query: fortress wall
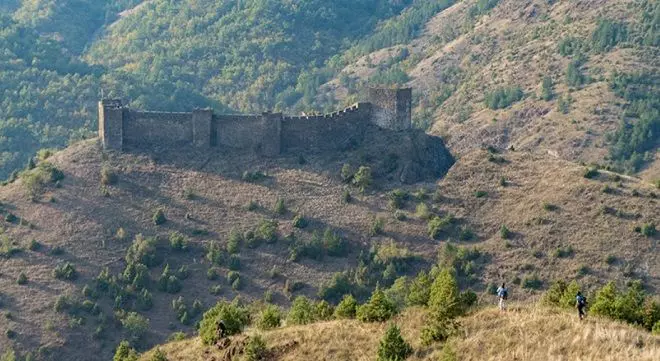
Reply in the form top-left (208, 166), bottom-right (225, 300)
top-left (281, 103), bottom-right (371, 152)
top-left (124, 111), bottom-right (193, 147)
top-left (214, 114), bottom-right (269, 151)
top-left (368, 88), bottom-right (412, 130)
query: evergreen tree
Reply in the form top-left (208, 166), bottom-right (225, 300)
top-left (334, 294), bottom-right (358, 319)
top-left (357, 285), bottom-right (398, 322)
top-left (407, 271), bottom-right (432, 306)
top-left (377, 324), bottom-right (413, 361)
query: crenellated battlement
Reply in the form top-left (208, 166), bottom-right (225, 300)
top-left (98, 87), bottom-right (412, 156)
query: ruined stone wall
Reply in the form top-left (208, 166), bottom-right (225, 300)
top-left (367, 88), bottom-right (412, 131)
top-left (281, 103), bottom-right (372, 153)
top-left (123, 111), bottom-right (193, 147)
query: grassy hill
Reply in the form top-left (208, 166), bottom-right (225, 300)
top-left (137, 305), bottom-right (660, 361)
top-left (0, 140), bottom-right (657, 359)
top-left (319, 0), bottom-right (659, 180)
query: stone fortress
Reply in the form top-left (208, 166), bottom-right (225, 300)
top-left (98, 87), bottom-right (454, 182)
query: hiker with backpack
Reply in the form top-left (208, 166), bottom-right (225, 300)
top-left (576, 292), bottom-right (587, 320)
top-left (497, 283), bottom-right (508, 311)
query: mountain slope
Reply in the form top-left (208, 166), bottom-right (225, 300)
top-left (0, 140), bottom-right (657, 359)
top-left (319, 0), bottom-right (659, 180)
top-left (138, 305), bottom-right (660, 361)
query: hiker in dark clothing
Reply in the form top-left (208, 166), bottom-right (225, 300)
top-left (497, 283), bottom-right (508, 311)
top-left (217, 319), bottom-right (227, 339)
top-left (576, 292), bottom-right (587, 320)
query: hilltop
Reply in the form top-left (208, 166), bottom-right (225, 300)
top-left (320, 0), bottom-right (659, 180)
top-left (138, 305), bottom-right (660, 361)
top-left (0, 139), bottom-right (657, 359)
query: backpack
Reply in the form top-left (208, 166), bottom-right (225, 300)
top-left (577, 295), bottom-right (587, 307)
top-left (498, 288), bottom-right (508, 300)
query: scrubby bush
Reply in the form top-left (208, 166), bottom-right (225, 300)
top-left (228, 254), bottom-right (241, 271)
top-left (273, 198), bottom-right (286, 215)
top-left (113, 341), bottom-right (139, 361)
top-left (101, 166), bottom-right (118, 185)
top-left (553, 245), bottom-right (574, 258)
top-left (371, 217), bottom-right (385, 236)
top-left (314, 300), bottom-right (334, 321)
top-left (16, 272), bottom-right (27, 285)
top-left (341, 164), bottom-right (354, 183)
top-left (226, 229), bottom-right (242, 254)
top-left (292, 214), bottom-right (308, 228)
top-left (245, 334), bottom-right (267, 361)
top-left (540, 76), bottom-right (554, 101)
top-left (421, 268), bottom-right (462, 345)
top-left (641, 223), bottom-right (656, 237)
top-left (388, 189), bottom-right (408, 209)
top-left (499, 225), bottom-right (511, 240)
top-left (53, 262), bottom-right (78, 281)
top-left (157, 265), bottom-right (181, 294)
top-left (152, 209), bottom-right (167, 225)
top-left (287, 296), bottom-right (316, 325)
top-left (256, 304), bottom-right (281, 330)
top-left (126, 234), bottom-right (159, 267)
top-left (242, 170), bottom-right (267, 182)
top-left (352, 166), bottom-right (372, 192)
top-left (377, 324), bottom-right (413, 361)
top-left (322, 228), bottom-right (348, 257)
top-left (342, 189), bottom-right (352, 203)
top-left (255, 219), bottom-right (278, 244)
top-left (484, 86), bottom-right (524, 109)
top-left (415, 203), bottom-right (431, 220)
top-left (428, 214), bottom-right (454, 239)
top-left (357, 286), bottom-right (397, 322)
top-left (120, 312), bottom-right (149, 343)
top-left (21, 162), bottom-right (64, 200)
top-left (334, 294), bottom-right (358, 319)
top-left (583, 167), bottom-right (599, 179)
top-left (199, 300), bottom-right (249, 345)
top-left (150, 349), bottom-right (168, 361)
top-left (206, 240), bottom-right (225, 265)
top-left (521, 274), bottom-right (543, 290)
top-left (407, 271), bottom-right (432, 307)
top-left (169, 232), bottom-right (188, 251)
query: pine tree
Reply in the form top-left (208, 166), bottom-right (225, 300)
top-left (407, 270), bottom-right (432, 306)
top-left (357, 285), bottom-right (397, 322)
top-left (428, 268), bottom-right (460, 317)
top-left (334, 294), bottom-right (358, 319)
top-left (377, 324), bottom-right (413, 361)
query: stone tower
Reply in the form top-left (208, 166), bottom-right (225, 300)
top-left (98, 99), bottom-right (124, 150)
top-left (367, 87), bottom-right (412, 131)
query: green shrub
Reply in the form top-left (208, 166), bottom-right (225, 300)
top-left (199, 300), bottom-right (249, 345)
top-left (652, 321), bottom-right (660, 335)
top-left (206, 241), bottom-right (225, 265)
top-left (113, 340), bottom-right (139, 361)
top-left (342, 189), bottom-right (352, 203)
top-left (21, 162), bottom-right (64, 200)
top-left (352, 166), bottom-right (372, 192)
top-left (0, 236), bottom-right (22, 258)
top-left (227, 271), bottom-right (240, 285)
top-left (474, 190), bottom-right (488, 198)
top-left (137, 289), bottom-right (153, 311)
top-left (583, 167), bottom-right (599, 179)
top-left (341, 164), bottom-right (354, 183)
top-left (126, 234), bottom-right (159, 267)
top-left (377, 324), bottom-right (413, 361)
top-left (641, 223), bottom-right (656, 237)
top-left (371, 217), bottom-right (385, 236)
top-left (565, 60), bottom-right (585, 87)
top-left (334, 294), bottom-right (358, 319)
top-left (273, 198), bottom-right (286, 215)
top-left (323, 228), bottom-right (348, 257)
top-left (149, 348), bottom-right (168, 361)
top-left (521, 274), bottom-right (543, 290)
top-left (415, 203), bottom-right (431, 220)
top-left (101, 166), bottom-right (118, 185)
top-left (226, 229), bottom-right (242, 254)
top-left (499, 225), bottom-right (511, 240)
top-left (356, 286), bottom-right (397, 322)
top-left (120, 312), bottom-right (149, 343)
top-left (255, 219), bottom-right (278, 243)
top-left (242, 170), bottom-right (267, 182)
top-left (246, 200), bottom-right (259, 211)
top-left (28, 239), bottom-right (41, 251)
top-left (17, 272), bottom-right (27, 285)
top-left (394, 211), bottom-right (407, 221)
top-left (169, 232), bottom-right (188, 251)
top-left (53, 262), bottom-right (78, 281)
top-left (245, 334), bottom-right (267, 361)
top-left (157, 265), bottom-right (181, 294)
top-left (292, 214), bottom-right (308, 228)
top-left (407, 271), bottom-right (432, 307)
top-left (540, 76), bottom-right (554, 101)
top-left (421, 268), bottom-right (462, 345)
top-left (287, 296), bottom-right (316, 325)
top-left (228, 254), bottom-right (241, 271)
top-left (256, 304), bottom-right (281, 330)
top-left (605, 254), bottom-right (617, 265)
top-left (387, 189), bottom-right (408, 209)
top-left (152, 209), bottom-right (167, 225)
top-left (484, 86), bottom-right (524, 109)
top-left (553, 245), bottom-right (574, 258)
top-left (314, 300), bottom-right (334, 321)
top-left (428, 214), bottom-right (454, 239)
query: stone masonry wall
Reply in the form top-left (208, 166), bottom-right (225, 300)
top-left (123, 111), bottom-right (193, 147)
top-left (281, 103), bottom-right (372, 153)
top-left (367, 88), bottom-right (412, 131)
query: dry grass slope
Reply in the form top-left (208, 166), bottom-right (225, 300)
top-left (139, 305), bottom-right (660, 361)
